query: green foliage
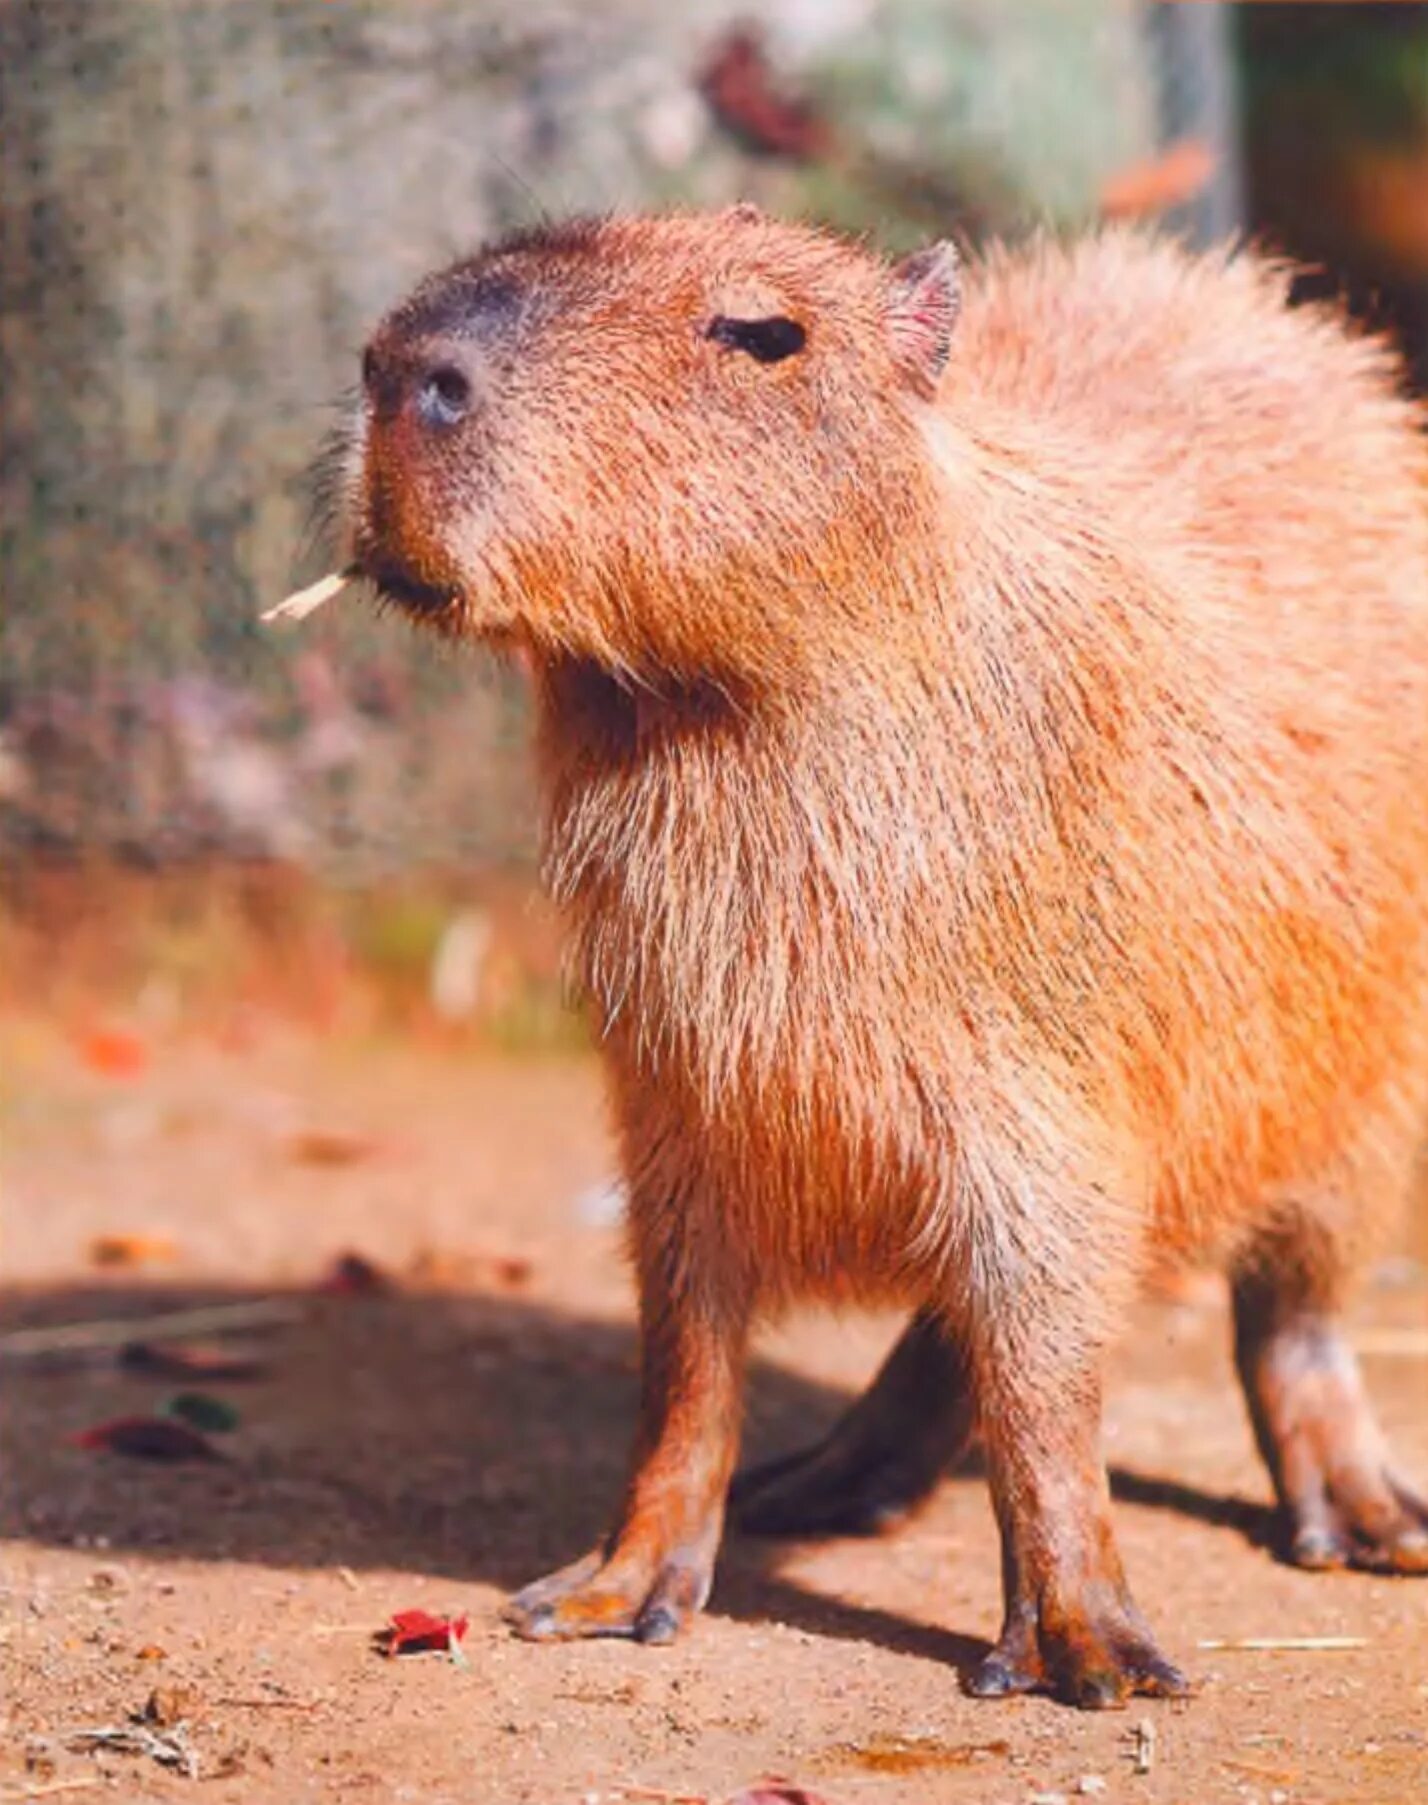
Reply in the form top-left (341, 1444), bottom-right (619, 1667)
top-left (1240, 6), bottom-right (1428, 150)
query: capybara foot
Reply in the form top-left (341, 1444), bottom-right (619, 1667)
top-left (731, 1309), bottom-right (976, 1537)
top-left (730, 1438), bottom-right (933, 1537)
top-left (966, 1609), bottom-right (1190, 1710)
top-left (503, 1545), bottom-right (712, 1645)
top-left (1234, 1302), bottom-right (1428, 1575)
top-left (1284, 1461), bottom-right (1428, 1574)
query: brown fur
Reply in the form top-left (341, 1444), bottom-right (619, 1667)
top-left (342, 210), bottom-right (1428, 1705)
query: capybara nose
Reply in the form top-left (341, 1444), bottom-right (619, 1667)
top-left (361, 339), bottom-right (474, 429)
top-left (412, 353), bottom-right (473, 429)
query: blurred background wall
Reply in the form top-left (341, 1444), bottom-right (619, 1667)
top-left (2, 0), bottom-right (1426, 1032)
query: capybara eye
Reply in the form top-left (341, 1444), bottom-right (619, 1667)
top-left (707, 315), bottom-right (807, 364)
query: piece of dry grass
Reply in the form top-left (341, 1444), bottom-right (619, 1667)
top-left (0, 1780), bottom-right (106, 1801)
top-left (1197, 1636), bottom-right (1368, 1652)
top-left (260, 570), bottom-right (349, 624)
top-left (0, 1299), bottom-right (302, 1363)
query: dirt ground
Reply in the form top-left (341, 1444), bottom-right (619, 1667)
top-left (3, 1022), bottom-right (1427, 1805)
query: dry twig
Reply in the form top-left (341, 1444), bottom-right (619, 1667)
top-left (1197, 1635), bottom-right (1367, 1652)
top-left (261, 570), bottom-right (350, 623)
top-left (0, 1299), bottom-right (302, 1363)
top-left (0, 1781), bottom-right (106, 1802)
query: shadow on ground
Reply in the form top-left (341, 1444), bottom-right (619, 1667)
top-left (0, 1282), bottom-right (1275, 1681)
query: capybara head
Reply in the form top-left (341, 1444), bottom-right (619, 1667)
top-left (347, 209), bottom-right (960, 688)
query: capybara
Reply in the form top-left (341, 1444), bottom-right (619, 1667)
top-left (331, 209), bottom-right (1428, 1706)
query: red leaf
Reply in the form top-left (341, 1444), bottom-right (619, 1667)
top-left (78, 1026), bottom-right (149, 1079)
top-left (1099, 137), bottom-right (1215, 220)
top-left (377, 1608), bottom-right (470, 1657)
top-left (317, 1251), bottom-right (395, 1296)
top-left (698, 26), bottom-right (833, 163)
top-left (289, 1130), bottom-right (378, 1167)
top-left (89, 1233), bottom-right (179, 1270)
top-left (727, 1787), bottom-right (836, 1805)
top-left (405, 1246), bottom-right (534, 1293)
top-left (71, 1415), bottom-right (221, 1461)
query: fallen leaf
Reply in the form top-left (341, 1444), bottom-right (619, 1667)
top-left (89, 1233), bottom-right (178, 1270)
top-left (317, 1252), bottom-right (395, 1296)
top-left (818, 1735), bottom-right (1010, 1775)
top-left (374, 1608), bottom-right (469, 1658)
top-left (71, 1415), bottom-right (222, 1461)
top-left (77, 1026), bottom-right (150, 1079)
top-left (406, 1246), bottom-right (533, 1293)
top-left (135, 1645), bottom-right (167, 1661)
top-left (143, 1684), bottom-right (200, 1728)
top-left (1099, 137), bottom-right (1215, 220)
top-left (289, 1130), bottom-right (378, 1167)
top-left (119, 1340), bottom-right (269, 1381)
top-left (727, 1786), bottom-right (835, 1805)
top-left (699, 26), bottom-right (834, 163)
top-left (163, 1391), bottom-right (241, 1434)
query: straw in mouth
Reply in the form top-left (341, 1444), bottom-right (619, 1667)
top-left (260, 570), bottom-right (351, 624)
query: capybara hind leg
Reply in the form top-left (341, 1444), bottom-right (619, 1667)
top-left (1233, 1220), bottom-right (1428, 1575)
top-left (964, 1266), bottom-right (1187, 1709)
top-left (731, 1308), bottom-right (976, 1536)
top-left (504, 1271), bottom-right (747, 1645)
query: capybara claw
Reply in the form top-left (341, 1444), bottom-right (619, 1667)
top-left (1288, 1525), bottom-right (1348, 1571)
top-left (1052, 1645), bottom-right (1189, 1711)
top-left (503, 1579), bottom-right (642, 1642)
top-left (968, 1625), bottom-right (1189, 1710)
top-left (503, 1585), bottom-right (640, 1642)
top-left (1374, 1527), bottom-right (1428, 1574)
top-left (965, 1652), bottom-right (1038, 1699)
top-left (503, 1548), bottom-right (710, 1645)
top-left (1266, 1422), bottom-right (1428, 1575)
top-left (634, 1603), bottom-right (681, 1645)
top-left (502, 1596), bottom-right (560, 1641)
top-left (1311, 1515), bottom-right (1428, 1576)
top-left (1058, 1646), bottom-right (1189, 1710)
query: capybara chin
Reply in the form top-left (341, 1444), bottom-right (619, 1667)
top-left (341, 208), bottom-right (1428, 1707)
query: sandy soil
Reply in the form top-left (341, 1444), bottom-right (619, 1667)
top-left (3, 1023), bottom-right (1427, 1804)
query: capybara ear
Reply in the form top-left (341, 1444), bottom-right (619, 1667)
top-left (886, 241), bottom-right (962, 399)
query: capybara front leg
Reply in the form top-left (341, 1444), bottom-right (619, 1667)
top-left (965, 1299), bottom-right (1188, 1709)
top-left (730, 1308), bottom-right (976, 1536)
top-left (504, 1259), bottom-right (747, 1646)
